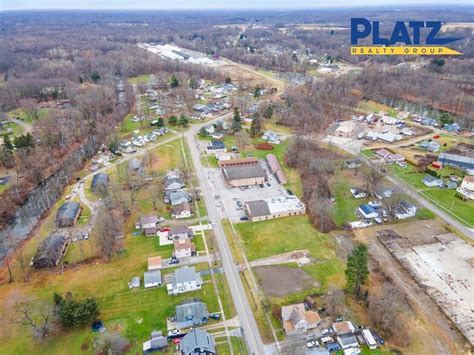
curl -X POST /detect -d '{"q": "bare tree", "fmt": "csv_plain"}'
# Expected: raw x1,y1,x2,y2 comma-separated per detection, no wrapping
13,298,55,341
324,284,347,317
363,162,384,196
96,331,130,354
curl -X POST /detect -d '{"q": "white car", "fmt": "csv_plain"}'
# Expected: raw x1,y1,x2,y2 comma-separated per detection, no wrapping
368,201,382,208
321,328,332,335
167,329,181,336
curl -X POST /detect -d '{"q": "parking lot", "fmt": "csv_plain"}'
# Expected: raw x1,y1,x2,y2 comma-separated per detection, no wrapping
204,159,289,222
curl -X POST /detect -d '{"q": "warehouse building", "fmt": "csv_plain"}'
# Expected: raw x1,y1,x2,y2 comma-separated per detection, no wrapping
265,154,288,184
245,196,306,222
438,153,474,175
222,164,267,187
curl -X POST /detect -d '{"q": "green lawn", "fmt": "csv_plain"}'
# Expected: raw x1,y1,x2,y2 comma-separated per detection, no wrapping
332,176,368,226
128,74,151,84
0,121,24,137
361,149,376,158
7,107,50,124
358,100,397,117
389,163,473,227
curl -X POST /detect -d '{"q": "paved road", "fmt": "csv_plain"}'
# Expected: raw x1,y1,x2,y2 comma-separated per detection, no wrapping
7,117,34,134
325,135,474,239
184,118,265,355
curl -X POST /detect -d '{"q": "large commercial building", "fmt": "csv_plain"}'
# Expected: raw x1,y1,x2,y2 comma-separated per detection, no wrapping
217,157,258,168
245,196,306,222
438,153,474,175
222,164,267,187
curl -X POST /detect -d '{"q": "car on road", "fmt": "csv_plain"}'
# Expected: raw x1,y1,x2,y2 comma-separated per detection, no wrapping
286,189,294,196
266,182,271,187
259,184,264,188
168,329,181,337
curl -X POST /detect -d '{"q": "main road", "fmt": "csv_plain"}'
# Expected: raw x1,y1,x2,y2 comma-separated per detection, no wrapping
184,116,265,355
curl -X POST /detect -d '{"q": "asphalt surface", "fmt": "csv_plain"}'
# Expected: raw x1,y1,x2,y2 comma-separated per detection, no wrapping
185,114,265,355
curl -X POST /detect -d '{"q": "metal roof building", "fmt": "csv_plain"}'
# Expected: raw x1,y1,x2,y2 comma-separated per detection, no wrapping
91,172,109,192
175,299,209,328
32,235,69,269
222,164,267,187
55,201,81,227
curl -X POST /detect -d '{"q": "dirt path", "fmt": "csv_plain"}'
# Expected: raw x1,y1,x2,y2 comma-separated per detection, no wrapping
244,249,310,269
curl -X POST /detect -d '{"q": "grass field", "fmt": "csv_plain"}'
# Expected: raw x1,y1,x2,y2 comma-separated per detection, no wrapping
358,100,397,117
7,107,51,124
332,173,369,226
128,74,151,84
389,163,474,227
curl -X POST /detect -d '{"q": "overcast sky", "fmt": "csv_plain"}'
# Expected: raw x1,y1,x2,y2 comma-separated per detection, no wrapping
1,0,470,11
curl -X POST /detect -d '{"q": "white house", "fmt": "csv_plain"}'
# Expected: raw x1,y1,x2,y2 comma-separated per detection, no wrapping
281,303,321,335
395,201,417,219
457,176,474,200
144,270,162,288
173,239,196,258
167,266,203,295
422,175,443,187
171,202,193,219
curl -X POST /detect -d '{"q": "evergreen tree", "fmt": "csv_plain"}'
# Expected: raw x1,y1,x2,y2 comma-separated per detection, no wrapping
345,243,369,298
3,134,14,151
168,115,178,125
262,104,273,119
178,114,189,127
253,85,262,98
440,112,453,125
170,75,179,88
232,108,242,132
225,77,232,84
249,114,261,138
90,71,100,83
156,117,164,127
53,293,100,328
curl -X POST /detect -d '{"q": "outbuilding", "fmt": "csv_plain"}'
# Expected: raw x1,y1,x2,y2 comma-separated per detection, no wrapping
55,201,81,227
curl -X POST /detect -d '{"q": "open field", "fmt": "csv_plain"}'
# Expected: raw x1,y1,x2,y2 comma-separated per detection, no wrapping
128,74,152,84
358,100,397,117
388,163,474,227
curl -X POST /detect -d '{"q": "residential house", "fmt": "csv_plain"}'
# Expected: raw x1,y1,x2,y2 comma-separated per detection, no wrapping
164,169,185,191
374,186,394,199
168,226,194,240
419,141,440,152
281,303,321,335
456,176,474,200
386,154,405,164
55,202,81,228
167,266,203,295
179,328,216,355
137,215,160,236
422,175,443,187
175,300,209,328
358,204,379,219
32,235,69,269
129,158,144,175
148,256,162,271
378,132,402,143
171,202,193,219
332,321,356,335
439,153,474,174
337,334,359,350
205,140,227,154
375,148,391,160
395,201,417,219
143,331,168,353
164,190,191,206
173,239,196,258
343,160,361,169
144,270,162,288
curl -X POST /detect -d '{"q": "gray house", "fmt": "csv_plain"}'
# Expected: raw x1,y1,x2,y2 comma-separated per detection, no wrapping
175,299,209,328
164,190,191,205
143,330,168,353
180,328,216,355
55,201,81,227
32,235,69,269
167,266,203,295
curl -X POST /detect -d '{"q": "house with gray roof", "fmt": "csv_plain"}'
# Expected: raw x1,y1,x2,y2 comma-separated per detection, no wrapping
175,299,209,328
167,266,203,295
91,172,109,193
144,270,162,288
422,175,443,187
143,330,168,353
55,201,81,227
168,226,194,240
180,328,216,355
32,235,69,269
164,190,191,206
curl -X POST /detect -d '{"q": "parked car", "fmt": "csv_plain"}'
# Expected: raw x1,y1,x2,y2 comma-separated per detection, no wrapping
335,315,343,322
168,258,179,265
266,182,271,187
168,329,181,337
210,313,221,320
306,340,319,349
368,201,382,208
259,184,264,188
320,336,333,344
321,328,332,335
240,216,249,221
157,217,165,222
371,330,385,345
236,201,243,210
286,189,294,196
160,227,171,232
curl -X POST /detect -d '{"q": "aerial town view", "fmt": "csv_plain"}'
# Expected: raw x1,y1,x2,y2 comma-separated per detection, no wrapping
0,1,472,354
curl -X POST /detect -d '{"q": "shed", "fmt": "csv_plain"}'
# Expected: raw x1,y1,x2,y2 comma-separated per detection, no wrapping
144,270,162,288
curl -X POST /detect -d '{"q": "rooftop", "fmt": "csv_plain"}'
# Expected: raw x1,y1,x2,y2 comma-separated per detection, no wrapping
223,164,266,181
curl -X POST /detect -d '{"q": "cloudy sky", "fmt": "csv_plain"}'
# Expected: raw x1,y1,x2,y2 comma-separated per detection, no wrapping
1,0,470,10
